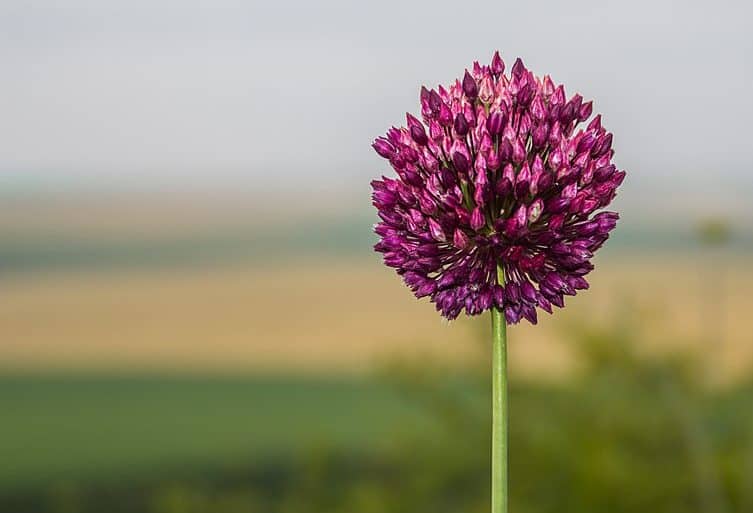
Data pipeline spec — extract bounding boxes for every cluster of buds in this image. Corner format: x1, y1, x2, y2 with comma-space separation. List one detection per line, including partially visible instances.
372, 52, 625, 323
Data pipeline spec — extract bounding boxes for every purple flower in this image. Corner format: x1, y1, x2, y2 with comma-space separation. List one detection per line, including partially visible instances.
371, 52, 625, 324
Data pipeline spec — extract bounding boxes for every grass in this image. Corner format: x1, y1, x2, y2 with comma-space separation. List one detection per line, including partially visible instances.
0, 375, 431, 492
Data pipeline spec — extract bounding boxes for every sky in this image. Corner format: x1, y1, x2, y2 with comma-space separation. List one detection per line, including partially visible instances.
1, 0, 751, 216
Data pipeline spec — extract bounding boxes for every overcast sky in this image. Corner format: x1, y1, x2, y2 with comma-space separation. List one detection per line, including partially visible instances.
1, 0, 751, 204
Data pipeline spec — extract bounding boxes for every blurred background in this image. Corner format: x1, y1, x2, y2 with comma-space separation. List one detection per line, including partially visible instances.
1, 1, 752, 512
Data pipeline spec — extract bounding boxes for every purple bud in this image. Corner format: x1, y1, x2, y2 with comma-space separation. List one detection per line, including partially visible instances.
511, 58, 526, 78
543, 272, 566, 292
400, 145, 419, 164
438, 102, 453, 127
515, 163, 531, 199
495, 176, 513, 197
568, 276, 589, 290
429, 120, 443, 142
560, 103, 575, 125
504, 205, 527, 237
549, 293, 565, 308
594, 164, 615, 182
373, 138, 395, 159
548, 148, 564, 170
521, 281, 537, 304
486, 110, 507, 136
493, 285, 506, 307
512, 138, 526, 164
416, 281, 436, 298
537, 171, 553, 192
410, 125, 428, 146
532, 124, 548, 149
453, 228, 470, 249
579, 101, 593, 121
478, 76, 494, 103
528, 198, 543, 223
588, 115, 602, 131
429, 90, 443, 115
519, 304, 536, 324
420, 86, 433, 118
498, 139, 513, 162
462, 70, 478, 100
454, 113, 469, 136
428, 218, 446, 242
517, 83, 534, 106
506, 282, 521, 303
452, 150, 470, 174
594, 211, 619, 232
592, 133, 613, 158
530, 96, 546, 121
470, 207, 486, 231
491, 51, 505, 76
504, 305, 522, 324
546, 196, 570, 214
477, 287, 492, 308
562, 182, 578, 199
538, 296, 553, 314
406, 113, 422, 130
576, 133, 596, 154
570, 94, 583, 114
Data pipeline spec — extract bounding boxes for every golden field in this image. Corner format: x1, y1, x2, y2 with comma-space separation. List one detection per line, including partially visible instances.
2, 252, 751, 382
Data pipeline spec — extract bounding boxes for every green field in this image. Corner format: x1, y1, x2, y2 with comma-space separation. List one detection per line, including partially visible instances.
3, 337, 753, 513
0, 375, 431, 492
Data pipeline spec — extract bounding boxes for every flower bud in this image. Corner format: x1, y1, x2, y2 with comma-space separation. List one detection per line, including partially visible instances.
428, 218, 446, 242
517, 83, 534, 106
592, 133, 613, 158
521, 281, 538, 304
515, 163, 531, 199
451, 152, 469, 174
498, 138, 513, 162
454, 112, 469, 136
576, 133, 596, 154
429, 89, 443, 116
373, 138, 395, 159
491, 51, 505, 76
532, 124, 548, 149
504, 305, 522, 324
587, 115, 602, 131
537, 170, 553, 192
594, 164, 616, 182
579, 101, 593, 121
478, 75, 494, 103
530, 95, 546, 121
511, 57, 526, 78
486, 110, 507, 136
453, 228, 470, 249
470, 207, 486, 231
407, 114, 428, 146
410, 126, 427, 146
512, 138, 526, 164
438, 102, 453, 127
420, 86, 433, 118
528, 198, 543, 223
462, 70, 478, 100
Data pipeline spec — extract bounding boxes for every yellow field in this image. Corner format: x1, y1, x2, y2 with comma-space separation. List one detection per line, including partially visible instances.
1, 252, 751, 381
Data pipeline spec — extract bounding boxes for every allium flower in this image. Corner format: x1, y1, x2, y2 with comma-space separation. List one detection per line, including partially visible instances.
371, 52, 625, 324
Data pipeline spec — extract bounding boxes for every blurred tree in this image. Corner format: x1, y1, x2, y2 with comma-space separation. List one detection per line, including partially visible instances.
696, 218, 732, 247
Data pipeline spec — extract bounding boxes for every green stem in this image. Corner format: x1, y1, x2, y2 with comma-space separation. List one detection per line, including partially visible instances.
491, 266, 508, 513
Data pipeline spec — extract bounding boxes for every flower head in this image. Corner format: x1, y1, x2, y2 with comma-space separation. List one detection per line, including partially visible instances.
371, 52, 625, 324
